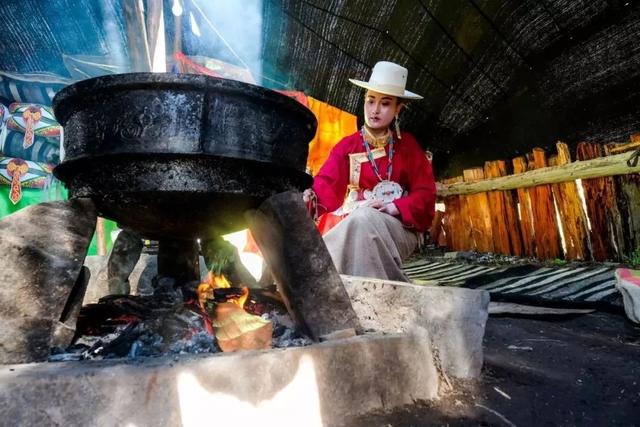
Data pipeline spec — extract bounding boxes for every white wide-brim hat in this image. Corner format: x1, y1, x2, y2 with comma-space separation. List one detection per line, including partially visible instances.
349, 61, 423, 100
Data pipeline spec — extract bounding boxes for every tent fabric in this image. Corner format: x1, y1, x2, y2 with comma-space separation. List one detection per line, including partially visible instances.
261, 0, 613, 135
173, 52, 256, 84
0, 186, 63, 217
0, 0, 637, 170
0, 71, 71, 107
0, 1, 638, 173
271, 90, 356, 175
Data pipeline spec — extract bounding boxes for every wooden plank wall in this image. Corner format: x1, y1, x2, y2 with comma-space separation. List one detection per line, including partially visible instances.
512, 156, 536, 257
442, 176, 469, 251
606, 135, 640, 257
575, 142, 622, 261
551, 143, 589, 260
462, 168, 494, 253
484, 160, 523, 256
439, 136, 640, 261
529, 148, 562, 260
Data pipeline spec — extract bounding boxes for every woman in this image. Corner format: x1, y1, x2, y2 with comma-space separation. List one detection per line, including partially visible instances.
304, 61, 436, 282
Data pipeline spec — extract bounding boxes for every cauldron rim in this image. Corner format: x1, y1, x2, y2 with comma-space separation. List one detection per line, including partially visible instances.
52, 72, 317, 129
51, 73, 317, 239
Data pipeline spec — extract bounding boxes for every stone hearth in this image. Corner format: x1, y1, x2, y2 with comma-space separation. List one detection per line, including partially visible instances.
0, 276, 488, 426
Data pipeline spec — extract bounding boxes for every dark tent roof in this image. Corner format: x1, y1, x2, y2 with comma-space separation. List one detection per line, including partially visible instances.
1, 0, 639, 176
261, 0, 640, 174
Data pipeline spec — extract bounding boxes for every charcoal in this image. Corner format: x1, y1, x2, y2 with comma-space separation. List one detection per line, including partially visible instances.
169, 331, 218, 354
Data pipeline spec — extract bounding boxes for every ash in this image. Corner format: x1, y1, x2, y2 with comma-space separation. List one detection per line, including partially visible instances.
49, 297, 312, 363
49, 306, 219, 362
262, 311, 314, 348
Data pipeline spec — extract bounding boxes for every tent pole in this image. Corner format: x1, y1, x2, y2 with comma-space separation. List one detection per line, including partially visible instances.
123, 0, 152, 72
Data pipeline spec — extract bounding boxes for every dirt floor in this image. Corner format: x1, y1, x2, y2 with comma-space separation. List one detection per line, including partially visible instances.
352, 311, 640, 426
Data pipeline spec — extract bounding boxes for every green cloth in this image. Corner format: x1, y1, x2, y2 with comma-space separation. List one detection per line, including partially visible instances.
0, 182, 117, 255
88, 218, 118, 256
0, 185, 67, 216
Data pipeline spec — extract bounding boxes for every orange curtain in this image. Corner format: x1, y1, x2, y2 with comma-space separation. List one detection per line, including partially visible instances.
306, 96, 357, 176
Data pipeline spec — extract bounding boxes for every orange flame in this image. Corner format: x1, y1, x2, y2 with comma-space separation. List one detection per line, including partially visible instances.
213, 274, 231, 288
196, 283, 213, 310
237, 287, 249, 309
197, 272, 249, 310
204, 271, 231, 288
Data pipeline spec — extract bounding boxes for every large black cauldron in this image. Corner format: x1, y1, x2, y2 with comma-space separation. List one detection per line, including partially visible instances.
53, 73, 316, 240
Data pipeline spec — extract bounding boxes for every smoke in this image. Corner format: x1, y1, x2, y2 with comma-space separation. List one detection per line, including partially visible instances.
98, 0, 129, 74
189, 0, 263, 84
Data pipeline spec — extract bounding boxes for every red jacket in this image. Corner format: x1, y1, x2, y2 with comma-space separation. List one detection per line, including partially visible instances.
312, 131, 436, 232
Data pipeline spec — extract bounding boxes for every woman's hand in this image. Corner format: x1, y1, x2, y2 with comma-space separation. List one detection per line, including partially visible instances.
378, 202, 400, 216
302, 188, 314, 203
364, 200, 400, 216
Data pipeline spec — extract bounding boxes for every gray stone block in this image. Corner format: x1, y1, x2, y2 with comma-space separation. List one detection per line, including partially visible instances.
82, 255, 108, 304
0, 199, 96, 363
246, 191, 361, 340
83, 254, 155, 304
83, 254, 208, 304
342, 275, 490, 378
0, 333, 439, 427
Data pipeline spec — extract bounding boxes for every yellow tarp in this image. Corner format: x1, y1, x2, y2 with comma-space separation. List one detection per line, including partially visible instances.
306, 96, 357, 176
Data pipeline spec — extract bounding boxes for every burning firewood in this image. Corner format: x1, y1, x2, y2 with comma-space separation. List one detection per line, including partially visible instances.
211, 302, 273, 352
197, 272, 273, 352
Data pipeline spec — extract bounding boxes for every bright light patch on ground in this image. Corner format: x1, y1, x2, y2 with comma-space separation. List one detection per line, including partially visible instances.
177, 356, 323, 427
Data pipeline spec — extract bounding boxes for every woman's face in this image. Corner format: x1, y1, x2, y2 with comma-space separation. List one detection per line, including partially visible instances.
364, 90, 402, 130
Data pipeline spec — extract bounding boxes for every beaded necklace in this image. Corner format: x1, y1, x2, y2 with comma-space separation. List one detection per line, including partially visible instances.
362, 126, 390, 148
360, 126, 394, 182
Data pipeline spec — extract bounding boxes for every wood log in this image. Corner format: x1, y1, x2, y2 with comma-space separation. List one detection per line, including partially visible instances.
438, 151, 640, 197
146, 0, 163, 57
173, 2, 183, 55
462, 168, 494, 253
550, 142, 590, 260
529, 149, 562, 260
213, 302, 272, 352
96, 217, 106, 256
245, 191, 361, 341
607, 134, 640, 153
576, 142, 622, 261
145, 0, 166, 72
512, 157, 536, 257
123, 0, 152, 72
605, 141, 640, 257
442, 176, 469, 251
428, 210, 444, 246
484, 160, 523, 256
442, 196, 463, 250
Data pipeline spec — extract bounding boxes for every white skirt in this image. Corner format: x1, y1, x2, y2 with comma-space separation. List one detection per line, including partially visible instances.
323, 207, 419, 282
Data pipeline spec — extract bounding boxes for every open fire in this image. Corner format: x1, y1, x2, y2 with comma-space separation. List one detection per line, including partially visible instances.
50, 270, 312, 362
1, 73, 360, 366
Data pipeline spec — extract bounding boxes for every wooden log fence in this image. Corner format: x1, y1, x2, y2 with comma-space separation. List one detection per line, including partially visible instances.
575, 142, 623, 261
551, 143, 589, 260
462, 168, 494, 253
606, 137, 640, 257
438, 135, 640, 262
529, 148, 562, 260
